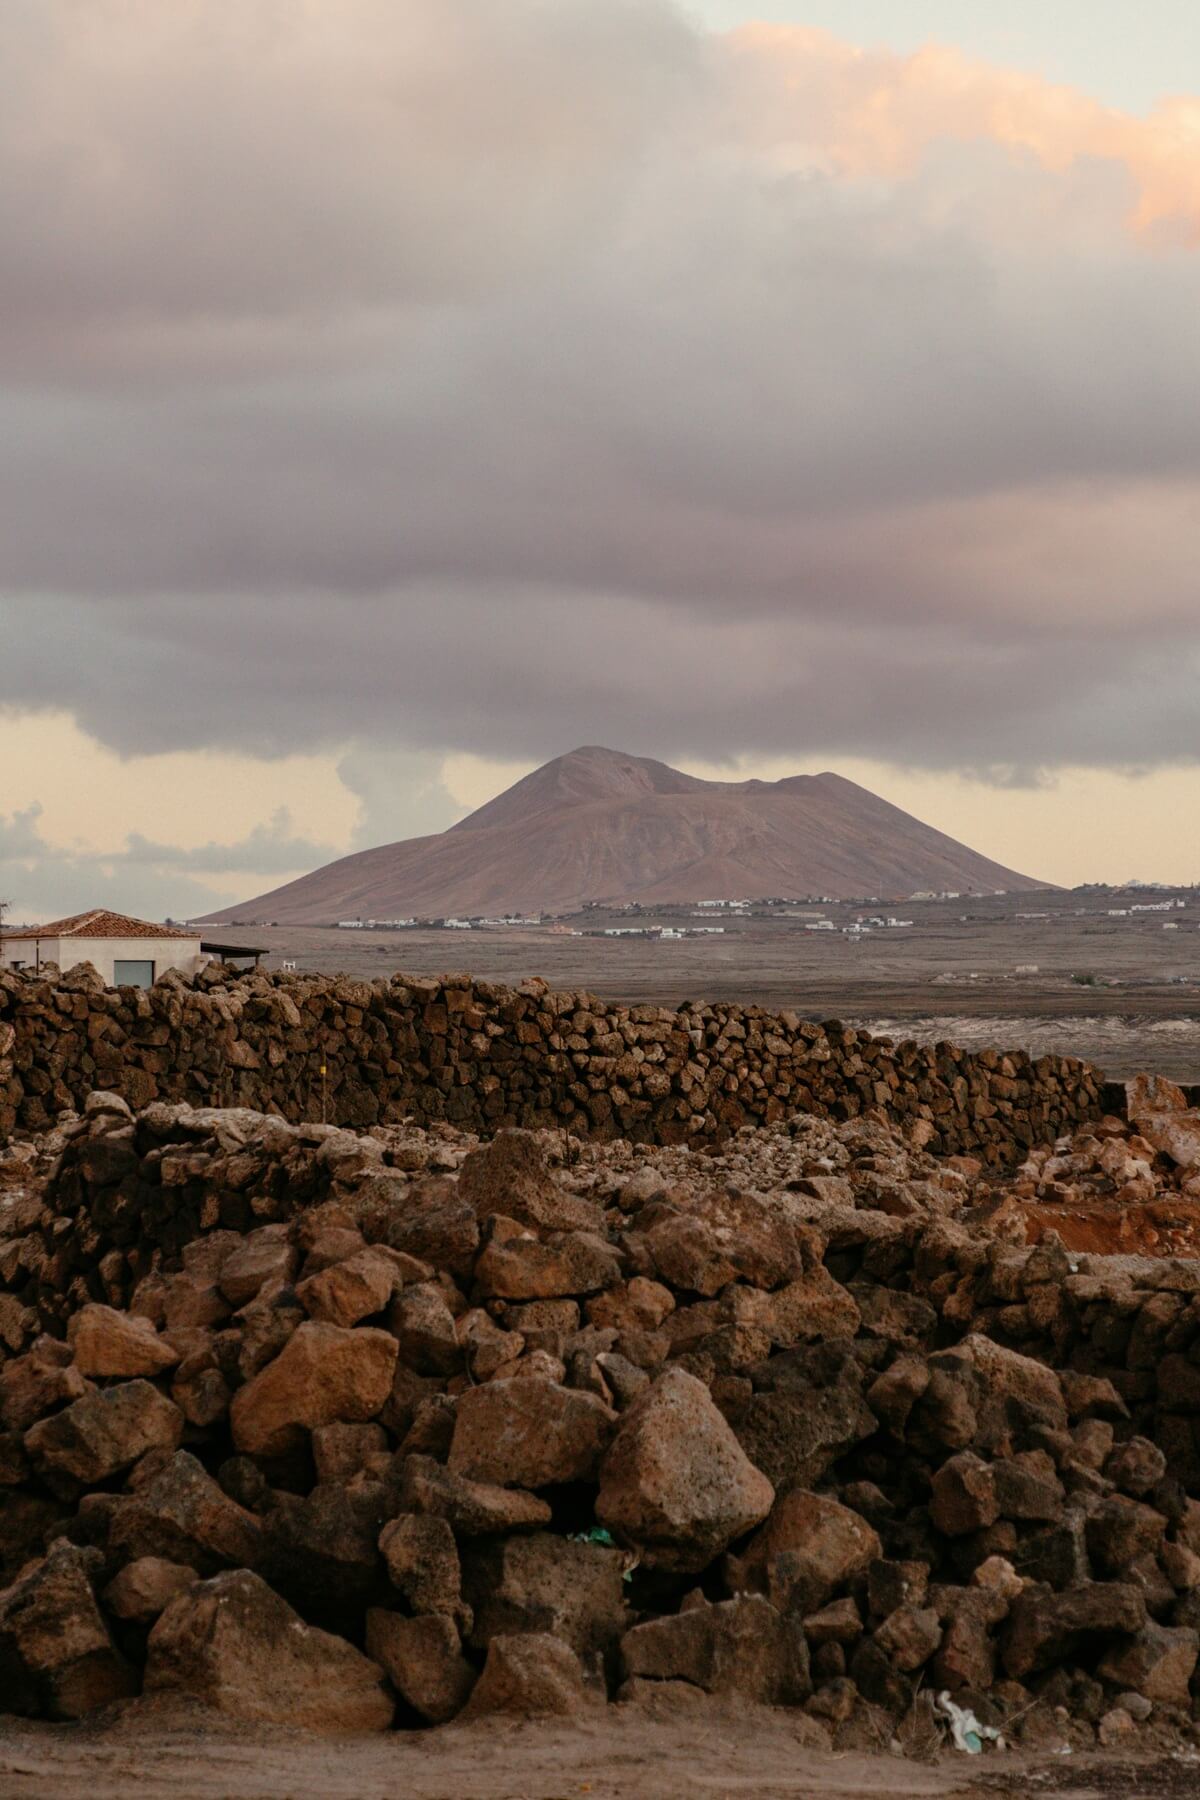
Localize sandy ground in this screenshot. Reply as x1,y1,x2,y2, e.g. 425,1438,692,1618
4,1702,1200,1800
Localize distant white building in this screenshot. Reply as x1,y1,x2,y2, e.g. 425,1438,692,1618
0,909,205,988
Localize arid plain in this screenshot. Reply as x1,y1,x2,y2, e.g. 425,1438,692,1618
213,886,1200,1080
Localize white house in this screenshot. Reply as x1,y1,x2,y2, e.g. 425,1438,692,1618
0,909,206,988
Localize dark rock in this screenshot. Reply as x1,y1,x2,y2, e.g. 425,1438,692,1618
597,1368,773,1573
462,1532,628,1660
145,1568,393,1730
365,1609,475,1723
1002,1582,1147,1679
0,1542,135,1719
620,1594,810,1703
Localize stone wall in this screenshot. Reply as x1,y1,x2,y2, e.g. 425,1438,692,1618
0,962,1108,1162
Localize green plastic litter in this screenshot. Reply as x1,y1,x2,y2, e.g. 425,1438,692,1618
568,1526,634,1580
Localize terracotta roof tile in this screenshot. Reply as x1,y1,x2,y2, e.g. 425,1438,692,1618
2,909,198,942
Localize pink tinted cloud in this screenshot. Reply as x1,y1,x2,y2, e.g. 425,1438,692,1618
727,24,1200,238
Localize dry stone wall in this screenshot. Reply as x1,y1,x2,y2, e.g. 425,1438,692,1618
0,962,1108,1162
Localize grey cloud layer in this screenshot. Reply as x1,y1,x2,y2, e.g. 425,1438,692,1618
2,0,1199,781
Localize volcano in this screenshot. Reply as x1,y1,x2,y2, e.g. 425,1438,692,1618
203,746,1049,923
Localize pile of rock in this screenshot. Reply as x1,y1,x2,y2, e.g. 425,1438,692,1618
0,961,1108,1161
984,1074,1200,1258
2,1093,1200,1752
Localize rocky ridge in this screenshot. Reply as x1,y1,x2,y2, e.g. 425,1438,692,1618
4,1088,1200,1753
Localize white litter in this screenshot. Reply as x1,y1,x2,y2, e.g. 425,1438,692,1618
935,1692,1005,1754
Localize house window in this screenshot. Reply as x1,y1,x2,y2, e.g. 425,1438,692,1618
114,960,155,989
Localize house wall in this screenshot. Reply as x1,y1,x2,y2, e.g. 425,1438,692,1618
0,936,203,985
0,937,63,974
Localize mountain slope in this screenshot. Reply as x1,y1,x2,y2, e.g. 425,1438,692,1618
203,746,1049,922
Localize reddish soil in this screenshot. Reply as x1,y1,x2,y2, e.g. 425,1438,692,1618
1023,1197,1200,1257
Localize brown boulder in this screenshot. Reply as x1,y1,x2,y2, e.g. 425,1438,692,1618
587,1279,675,1333
260,1483,383,1620
448,1378,615,1488
1002,1581,1147,1679
230,1321,397,1456
461,1532,629,1659
596,1368,774,1573
108,1451,263,1575
873,1604,942,1672
102,1557,196,1625
929,1452,999,1537
767,1269,862,1345
1104,1437,1167,1498
385,1179,479,1281
145,1569,393,1731
388,1283,463,1376
1126,1073,1189,1119
457,1131,602,1234
217,1229,299,1308
727,1489,881,1616
365,1609,475,1723
0,1542,136,1719
921,1335,1066,1454
620,1594,809,1703
461,1631,588,1719
1098,1621,1199,1705
68,1305,180,1378
395,1453,553,1536
732,1379,875,1491
25,1381,183,1488
1085,1496,1167,1575
639,1212,737,1296
929,1592,999,1692
475,1230,621,1301
295,1248,399,1328
378,1514,467,1626
0,1338,91,1433
312,1421,390,1486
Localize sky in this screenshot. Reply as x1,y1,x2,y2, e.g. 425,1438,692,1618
3,0,1200,920
688,1,1200,113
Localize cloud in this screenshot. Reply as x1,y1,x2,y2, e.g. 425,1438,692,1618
118,809,337,875
1,1,1200,791
0,803,335,921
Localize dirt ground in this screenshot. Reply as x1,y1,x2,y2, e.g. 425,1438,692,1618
4,1700,1200,1800
209,887,1200,1080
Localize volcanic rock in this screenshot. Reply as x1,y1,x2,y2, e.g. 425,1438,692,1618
25,1381,183,1489
727,1488,881,1616
230,1321,397,1456
378,1514,466,1625
461,1631,589,1719
1002,1582,1147,1678
620,1594,810,1703
596,1367,774,1573
145,1568,393,1731
457,1131,602,1234
108,1451,263,1575
0,1542,135,1719
461,1532,629,1659
68,1305,180,1379
365,1609,475,1723
448,1378,615,1488
395,1453,553,1535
